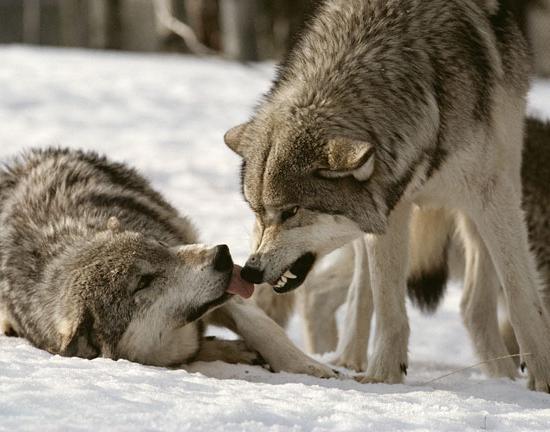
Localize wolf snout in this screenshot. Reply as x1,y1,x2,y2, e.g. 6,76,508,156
213,244,233,272
241,255,265,284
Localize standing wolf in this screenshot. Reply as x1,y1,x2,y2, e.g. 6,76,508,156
253,117,550,377
0,148,336,378
224,0,550,391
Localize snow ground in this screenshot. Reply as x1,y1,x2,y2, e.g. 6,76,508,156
0,46,549,431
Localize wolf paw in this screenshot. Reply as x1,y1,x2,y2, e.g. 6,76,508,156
483,357,518,380
223,340,266,366
196,338,267,367
282,360,340,379
517,318,550,392
363,344,408,384
326,350,368,372
358,365,406,384
526,359,550,393
354,375,383,384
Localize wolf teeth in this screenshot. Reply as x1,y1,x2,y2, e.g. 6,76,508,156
284,271,297,279
274,271,298,289
275,275,289,288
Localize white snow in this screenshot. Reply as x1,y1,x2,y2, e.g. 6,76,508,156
1,46,550,431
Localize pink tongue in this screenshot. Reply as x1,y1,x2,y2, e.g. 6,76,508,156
226,265,255,299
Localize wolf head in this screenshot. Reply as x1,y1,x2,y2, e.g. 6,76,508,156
224,103,394,293
224,0,447,293
49,221,243,366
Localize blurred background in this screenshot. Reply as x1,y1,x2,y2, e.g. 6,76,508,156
0,0,548,74
0,0,320,61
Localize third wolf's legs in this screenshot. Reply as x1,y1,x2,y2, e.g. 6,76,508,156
326,237,372,372
457,214,518,378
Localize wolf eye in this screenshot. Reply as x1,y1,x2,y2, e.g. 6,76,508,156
281,206,299,222
134,273,157,294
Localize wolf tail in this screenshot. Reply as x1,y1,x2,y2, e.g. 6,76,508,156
407,207,455,313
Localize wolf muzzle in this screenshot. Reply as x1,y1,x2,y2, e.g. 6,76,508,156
241,252,316,294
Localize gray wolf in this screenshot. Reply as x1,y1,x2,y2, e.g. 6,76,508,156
254,117,550,378
224,0,550,391
0,148,336,378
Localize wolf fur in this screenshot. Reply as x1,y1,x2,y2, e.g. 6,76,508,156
226,0,550,390
254,117,550,377
251,208,451,372
0,148,337,378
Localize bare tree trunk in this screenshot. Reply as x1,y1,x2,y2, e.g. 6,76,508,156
184,0,220,51
0,1,24,43
22,0,40,44
87,0,123,50
154,0,213,54
219,0,258,61
59,0,89,47
120,0,161,52
105,0,123,50
88,0,106,48
274,0,319,54
255,0,319,60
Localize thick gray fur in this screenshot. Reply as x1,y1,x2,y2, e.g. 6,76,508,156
0,148,338,379
0,148,198,360
237,0,528,233
226,0,550,391
253,117,550,375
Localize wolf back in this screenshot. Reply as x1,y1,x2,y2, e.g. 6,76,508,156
0,148,197,354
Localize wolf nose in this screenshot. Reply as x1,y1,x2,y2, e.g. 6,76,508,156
213,244,233,272
241,256,265,284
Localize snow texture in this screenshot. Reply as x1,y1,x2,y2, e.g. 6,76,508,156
1,46,550,431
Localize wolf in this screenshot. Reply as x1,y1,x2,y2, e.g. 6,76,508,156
0,148,337,378
253,117,550,377
224,0,550,391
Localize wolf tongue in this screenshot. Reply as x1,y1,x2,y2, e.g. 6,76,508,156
226,265,255,299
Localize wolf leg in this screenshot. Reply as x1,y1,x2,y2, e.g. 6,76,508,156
211,298,338,378
326,237,372,372
194,337,266,366
299,244,354,354
469,180,550,392
358,201,411,384
299,280,340,354
457,214,518,378
500,317,520,363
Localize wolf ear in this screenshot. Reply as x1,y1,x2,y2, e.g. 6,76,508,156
224,123,249,157
318,137,375,182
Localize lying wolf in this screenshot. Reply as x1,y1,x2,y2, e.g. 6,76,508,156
254,117,550,377
0,148,336,378
224,0,550,391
